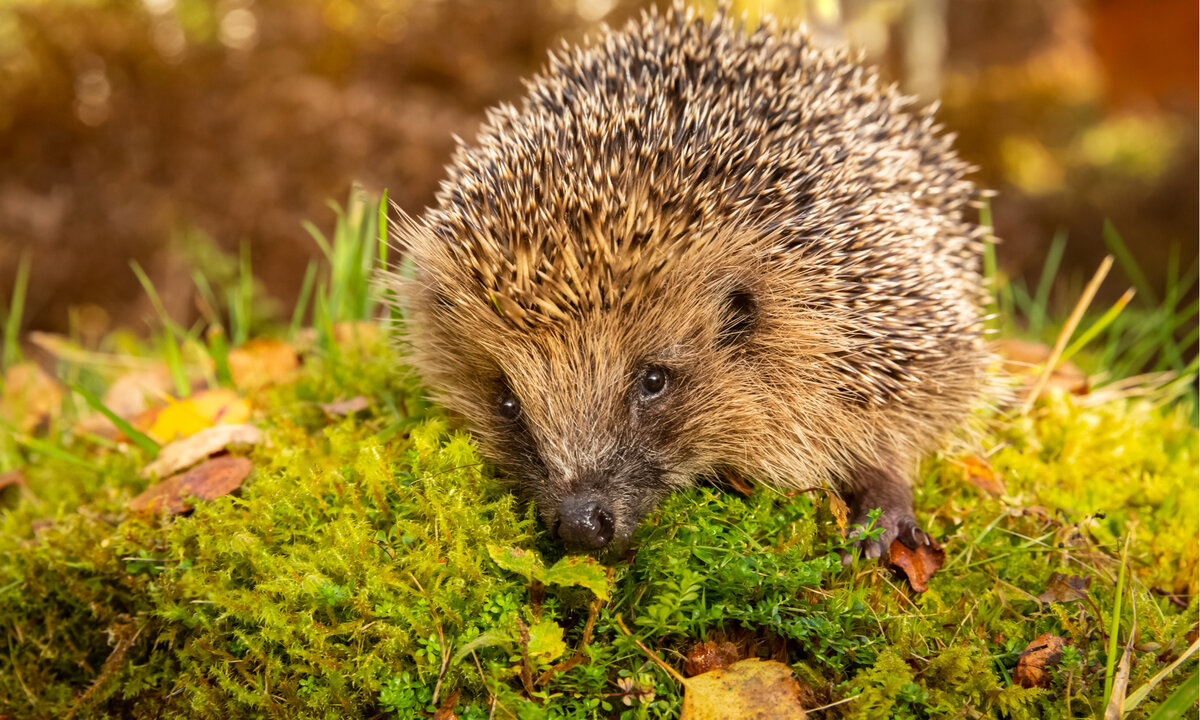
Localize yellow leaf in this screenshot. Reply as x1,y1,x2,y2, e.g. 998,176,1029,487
681,659,808,720
147,389,250,443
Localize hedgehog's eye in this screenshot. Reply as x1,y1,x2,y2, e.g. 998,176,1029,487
639,367,669,398
498,393,521,419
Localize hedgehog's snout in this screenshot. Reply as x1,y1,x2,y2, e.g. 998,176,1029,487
554,494,616,550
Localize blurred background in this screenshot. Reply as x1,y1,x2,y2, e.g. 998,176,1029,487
0,0,1195,341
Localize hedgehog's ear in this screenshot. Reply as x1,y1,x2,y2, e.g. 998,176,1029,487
717,287,758,347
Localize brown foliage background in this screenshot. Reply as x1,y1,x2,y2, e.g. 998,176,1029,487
0,0,1195,335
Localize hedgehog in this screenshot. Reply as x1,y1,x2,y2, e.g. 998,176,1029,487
387,4,987,558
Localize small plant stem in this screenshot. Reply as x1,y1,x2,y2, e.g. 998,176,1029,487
73,383,160,457
1101,531,1132,710
1020,255,1112,415
614,616,687,685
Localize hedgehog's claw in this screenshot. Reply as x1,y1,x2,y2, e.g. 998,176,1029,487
840,467,928,563
842,511,928,563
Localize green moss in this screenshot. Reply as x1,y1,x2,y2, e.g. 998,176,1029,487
1,339,1196,718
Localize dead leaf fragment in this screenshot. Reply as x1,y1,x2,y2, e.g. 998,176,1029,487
2,362,63,432
1014,633,1066,689
681,658,808,720
1103,644,1132,720
684,642,740,677
1038,573,1092,604
888,536,945,593
319,396,369,416
827,491,850,537
227,339,299,390
961,455,1006,495
432,689,460,720
102,366,175,418
142,424,263,478
129,456,252,514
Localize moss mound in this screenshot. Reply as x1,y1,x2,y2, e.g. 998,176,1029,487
0,337,1196,719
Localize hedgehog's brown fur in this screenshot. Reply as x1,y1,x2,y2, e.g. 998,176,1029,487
388,5,988,555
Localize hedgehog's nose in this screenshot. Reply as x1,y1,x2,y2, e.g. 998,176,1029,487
556,496,615,550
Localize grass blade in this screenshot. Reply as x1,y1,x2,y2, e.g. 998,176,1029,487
73,383,161,457
3,249,32,369
1104,221,1157,307
1102,532,1132,711
289,260,319,341
13,434,107,473
1059,288,1135,366
1144,670,1199,720
1124,639,1199,713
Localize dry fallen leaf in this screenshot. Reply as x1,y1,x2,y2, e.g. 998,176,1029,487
961,455,1006,495
129,456,252,514
432,689,460,720
142,424,263,478
684,642,740,677
681,658,808,720
227,339,299,390
827,491,850,537
995,338,1089,396
102,366,176,418
1104,644,1132,720
888,536,945,593
319,396,370,416
145,389,251,443
1038,573,1092,604
1014,633,1067,689
1,362,64,432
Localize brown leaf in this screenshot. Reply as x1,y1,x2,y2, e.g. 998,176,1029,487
888,536,945,593
1038,573,1092,604
684,642,740,677
961,455,1006,495
142,424,263,478
129,456,252,514
227,339,299,390
319,396,369,416
681,658,808,720
432,689,460,720
1014,633,1066,689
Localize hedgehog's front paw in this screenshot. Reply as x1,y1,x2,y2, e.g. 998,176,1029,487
844,511,930,563
839,467,927,564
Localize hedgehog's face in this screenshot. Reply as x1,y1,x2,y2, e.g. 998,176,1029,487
414,268,763,554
